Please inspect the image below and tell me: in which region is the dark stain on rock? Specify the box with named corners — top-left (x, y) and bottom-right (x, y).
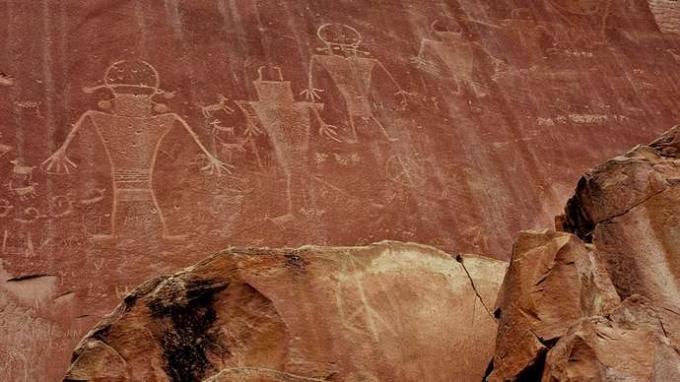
top-left (91, 324), bottom-right (112, 343)
top-left (285, 253), bottom-right (307, 270)
top-left (148, 277), bottom-right (229, 382)
top-left (562, 177), bottom-right (595, 243)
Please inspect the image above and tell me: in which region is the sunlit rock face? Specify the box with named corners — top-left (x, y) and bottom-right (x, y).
top-left (64, 241), bottom-right (507, 382)
top-left (2, 0), bottom-right (680, 379)
top-left (489, 126), bottom-right (680, 381)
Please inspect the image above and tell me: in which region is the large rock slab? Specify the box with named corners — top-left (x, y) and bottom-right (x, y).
top-left (543, 296), bottom-right (680, 381)
top-left (563, 126), bottom-right (680, 309)
top-left (488, 230), bottom-right (621, 381)
top-left (64, 241), bottom-right (507, 382)
top-left (490, 126), bottom-right (680, 381)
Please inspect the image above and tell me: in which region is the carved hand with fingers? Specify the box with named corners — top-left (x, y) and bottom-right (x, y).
top-left (319, 123), bottom-right (342, 142)
top-left (42, 147), bottom-right (77, 174)
top-left (300, 87), bottom-right (325, 102)
top-left (201, 154), bottom-right (234, 176)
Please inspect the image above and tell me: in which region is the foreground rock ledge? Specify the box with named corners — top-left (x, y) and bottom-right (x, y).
top-left (489, 126), bottom-right (680, 381)
top-left (64, 241), bottom-right (507, 382)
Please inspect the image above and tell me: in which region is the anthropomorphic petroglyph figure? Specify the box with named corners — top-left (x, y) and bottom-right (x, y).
top-left (412, 18), bottom-right (506, 97)
top-left (7, 159), bottom-right (37, 201)
top-left (0, 133), bottom-right (11, 159)
top-left (0, 199), bottom-right (12, 218)
top-left (42, 60), bottom-right (230, 241)
top-left (237, 66), bottom-right (340, 224)
top-left (304, 23), bottom-right (408, 143)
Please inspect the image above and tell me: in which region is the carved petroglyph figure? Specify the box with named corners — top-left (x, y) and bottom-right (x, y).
top-left (7, 159), bottom-right (37, 201)
top-left (200, 94), bottom-right (234, 119)
top-left (237, 66), bottom-right (339, 224)
top-left (0, 133), bottom-right (11, 159)
top-left (41, 60), bottom-right (230, 240)
top-left (304, 23), bottom-right (407, 143)
top-left (412, 18), bottom-right (505, 97)
top-left (0, 199), bottom-right (12, 218)
top-left (385, 154), bottom-right (427, 188)
top-left (14, 101), bottom-right (42, 118)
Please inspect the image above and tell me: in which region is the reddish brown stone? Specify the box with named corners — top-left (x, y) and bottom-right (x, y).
top-left (563, 126), bottom-right (680, 309)
top-left (543, 296), bottom-right (680, 381)
top-left (488, 230), bottom-right (620, 381)
top-left (63, 241), bottom-right (506, 381)
top-left (490, 126), bottom-right (680, 381)
top-left (2, 1), bottom-right (680, 379)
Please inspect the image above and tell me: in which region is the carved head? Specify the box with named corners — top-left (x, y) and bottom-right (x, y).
top-left (317, 23), bottom-right (363, 56)
top-left (83, 60), bottom-right (174, 116)
top-left (253, 66), bottom-right (295, 103)
top-left (430, 18), bottom-right (463, 42)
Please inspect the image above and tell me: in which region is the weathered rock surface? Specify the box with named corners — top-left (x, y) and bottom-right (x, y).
top-left (563, 126), bottom-right (680, 310)
top-left (64, 241), bottom-right (507, 382)
top-left (543, 296), bottom-right (680, 381)
top-left (490, 127), bottom-right (680, 381)
top-left (488, 230), bottom-right (621, 381)
top-left (4, 1), bottom-right (680, 379)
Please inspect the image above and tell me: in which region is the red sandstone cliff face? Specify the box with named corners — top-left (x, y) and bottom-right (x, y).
top-left (2, 0), bottom-right (680, 380)
top-left (63, 241), bottom-right (507, 382)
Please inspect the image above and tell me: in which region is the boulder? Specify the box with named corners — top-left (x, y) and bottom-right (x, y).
top-left (563, 126), bottom-right (680, 310)
top-left (487, 230), bottom-right (620, 381)
top-left (64, 241), bottom-right (507, 382)
top-left (543, 296), bottom-right (680, 381)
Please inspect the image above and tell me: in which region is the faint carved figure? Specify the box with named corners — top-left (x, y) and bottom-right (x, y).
top-left (79, 188), bottom-right (106, 206)
top-left (7, 159), bottom-right (37, 200)
top-left (0, 198), bottom-right (12, 217)
top-left (648, 0), bottom-right (680, 34)
top-left (236, 66), bottom-right (339, 224)
top-left (304, 23), bottom-right (408, 143)
top-left (385, 155), bottom-right (427, 188)
top-left (200, 94), bottom-right (234, 119)
top-left (497, 9), bottom-right (554, 68)
top-left (49, 195), bottom-right (74, 218)
top-left (41, 60), bottom-right (230, 241)
top-left (0, 133), bottom-right (11, 159)
top-left (411, 18), bottom-right (505, 97)
top-left (14, 101), bottom-right (42, 118)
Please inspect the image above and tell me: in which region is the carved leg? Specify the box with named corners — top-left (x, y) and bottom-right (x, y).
top-left (373, 117), bottom-right (398, 142)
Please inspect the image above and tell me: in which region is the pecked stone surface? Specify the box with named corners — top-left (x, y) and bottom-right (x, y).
top-left (63, 241), bottom-right (507, 382)
top-left (3, 1), bottom-right (680, 379)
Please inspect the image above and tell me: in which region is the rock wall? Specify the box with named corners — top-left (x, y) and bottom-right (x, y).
top-left (2, 0), bottom-right (680, 379)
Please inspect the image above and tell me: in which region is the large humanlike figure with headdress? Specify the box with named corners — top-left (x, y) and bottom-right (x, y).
top-left (303, 23), bottom-right (409, 143)
top-left (42, 60), bottom-right (229, 241)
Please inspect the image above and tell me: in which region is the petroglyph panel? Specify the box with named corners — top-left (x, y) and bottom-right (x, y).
top-left (0, 0), bottom-right (679, 379)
